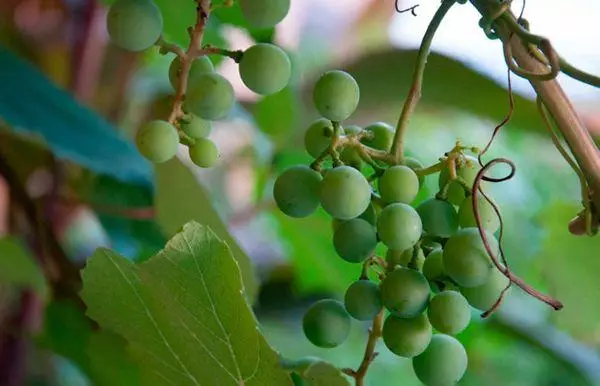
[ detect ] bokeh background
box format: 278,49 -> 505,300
0,0 -> 599,385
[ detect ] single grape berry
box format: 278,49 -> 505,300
313,70 -> 359,122
184,73 -> 234,120
412,334 -> 468,386
239,43 -> 291,95
240,0 -> 290,29
304,118 -> 334,159
386,248 -> 425,271
377,203 -> 422,251
458,195 -> 500,233
438,155 -> 481,205
460,266 -> 510,311
107,0 -> 163,52
383,313 -> 432,358
180,114 -> 212,139
422,248 -> 445,282
361,122 -> 394,151
333,219 -> 377,263
188,138 -> 218,168
168,56 -> 214,91
416,198 -> 459,238
319,166 -> 371,220
379,165 -> 420,204
380,267 -> 430,318
344,280 -> 382,321
443,227 -> 498,288
135,120 -> 179,163
302,299 -> 351,348
427,291 -> 471,335
340,125 -> 363,169
273,165 -> 322,218
404,156 -> 425,186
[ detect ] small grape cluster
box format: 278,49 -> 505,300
274,70 -> 510,385
105,0 -> 292,167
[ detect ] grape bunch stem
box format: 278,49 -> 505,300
342,311 -> 384,386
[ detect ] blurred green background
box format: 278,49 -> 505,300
0,0 -> 599,385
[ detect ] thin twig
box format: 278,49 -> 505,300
349,311 -> 384,386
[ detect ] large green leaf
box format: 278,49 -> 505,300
81,222 -> 292,385
0,237 -> 46,298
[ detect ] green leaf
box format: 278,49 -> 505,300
87,330 -> 141,386
254,86 -> 300,141
81,222 -> 292,386
212,3 -> 275,43
155,158 -> 258,301
0,237 -> 47,298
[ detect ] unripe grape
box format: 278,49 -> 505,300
107,0 -> 163,52
458,195 -> 500,233
344,280 -> 382,321
380,267 -> 430,318
273,165 -> 322,218
378,165 -> 420,204
319,166 -> 371,220
438,155 -> 481,205
412,334 -> 468,386
333,219 -> 377,263
361,122 -> 394,151
188,138 -> 218,168
240,0 -> 290,29
184,73 -> 234,120
313,70 -> 359,122
340,125 -> 363,169
302,299 -> 351,348
239,43 -> 291,95
416,198 -> 458,238
443,227 -> 498,288
386,248 -> 425,271
135,120 -> 179,163
180,114 -> 212,139
377,203 -> 422,251
422,248 -> 445,281
383,313 -> 432,358
304,118 -> 334,159
168,56 -> 214,91
460,266 -> 510,311
404,156 -> 425,186
427,291 -> 471,335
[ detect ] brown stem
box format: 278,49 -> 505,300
351,311 -> 384,386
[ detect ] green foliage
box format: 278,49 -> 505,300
87,330 -> 141,385
412,334 -> 468,386
382,313 -> 433,358
319,166 -> 371,220
81,222 -> 292,385
274,165 -> 323,218
427,291 -> 471,335
0,237 -> 46,297
107,0 -> 163,52
416,198 -> 459,238
239,43 -> 292,95
188,138 -> 218,168
380,267 -> 430,318
442,227 -> 496,288
168,56 -> 214,91
361,122 -> 394,152
184,73 -> 235,120
283,358 -> 351,386
377,203 -> 422,251
135,120 -> 179,163
333,219 -> 377,263
304,118 -> 335,159
343,280 -> 382,321
302,299 -> 351,348
313,71 -> 360,122
239,0 -> 291,29
254,86 -> 300,140
378,165 -> 420,204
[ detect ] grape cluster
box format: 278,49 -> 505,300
274,70 -> 509,385
106,0 -> 292,168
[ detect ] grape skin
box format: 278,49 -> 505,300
188,138 -> 218,168
412,334 -> 468,386
361,122 -> 394,151
313,70 -> 360,122
273,165 -> 322,218
344,280 -> 382,321
304,118 -> 334,159
184,73 -> 234,120
302,299 -> 351,348
340,125 -> 363,169
427,291 -> 471,335
438,155 -> 481,205
168,56 -> 214,91
180,114 -> 212,139
377,203 -> 422,251
458,195 -> 500,233
416,198 -> 459,238
378,165 -> 420,204
404,156 -> 425,186
460,266 -> 510,311
383,313 -> 432,358
422,248 -> 445,281
319,166 -> 371,220
107,0 -> 163,52
240,0 -> 290,29
135,120 -> 179,163
239,44 -> 291,95
386,247 -> 425,271
333,219 -> 377,263
380,267 -> 430,318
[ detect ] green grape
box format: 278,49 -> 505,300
438,155 -> 481,205
361,122 -> 394,151
273,165 -> 322,218
383,313 -> 432,358
319,166 -> 371,220
304,118 -> 334,159
404,156 -> 425,186
386,248 -> 425,271
377,203 -> 422,251
458,195 -> 500,233
380,267 -> 430,318
443,227 -> 498,288
180,114 -> 212,139
333,219 -> 377,263
168,56 -> 214,91
135,120 -> 179,163
240,0 -> 290,29
422,248 -> 445,281
313,70 -> 360,122
378,165 -> 420,204
107,0 -> 163,52
344,280 -> 382,321
412,334 -> 468,386
184,73 -> 234,120
460,266 -> 510,311
188,138 -> 218,168
340,125 -> 363,169
416,198 -> 458,238
427,291 -> 471,335
422,240 -> 443,255
239,43 -> 291,95
302,299 -> 351,348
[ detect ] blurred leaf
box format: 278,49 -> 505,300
0,237 -> 47,298
299,361 -> 351,386
81,222 -> 292,386
155,158 -> 258,301
212,3 -> 275,43
254,86 -> 300,141
0,46 -> 152,185
87,330 -> 141,386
